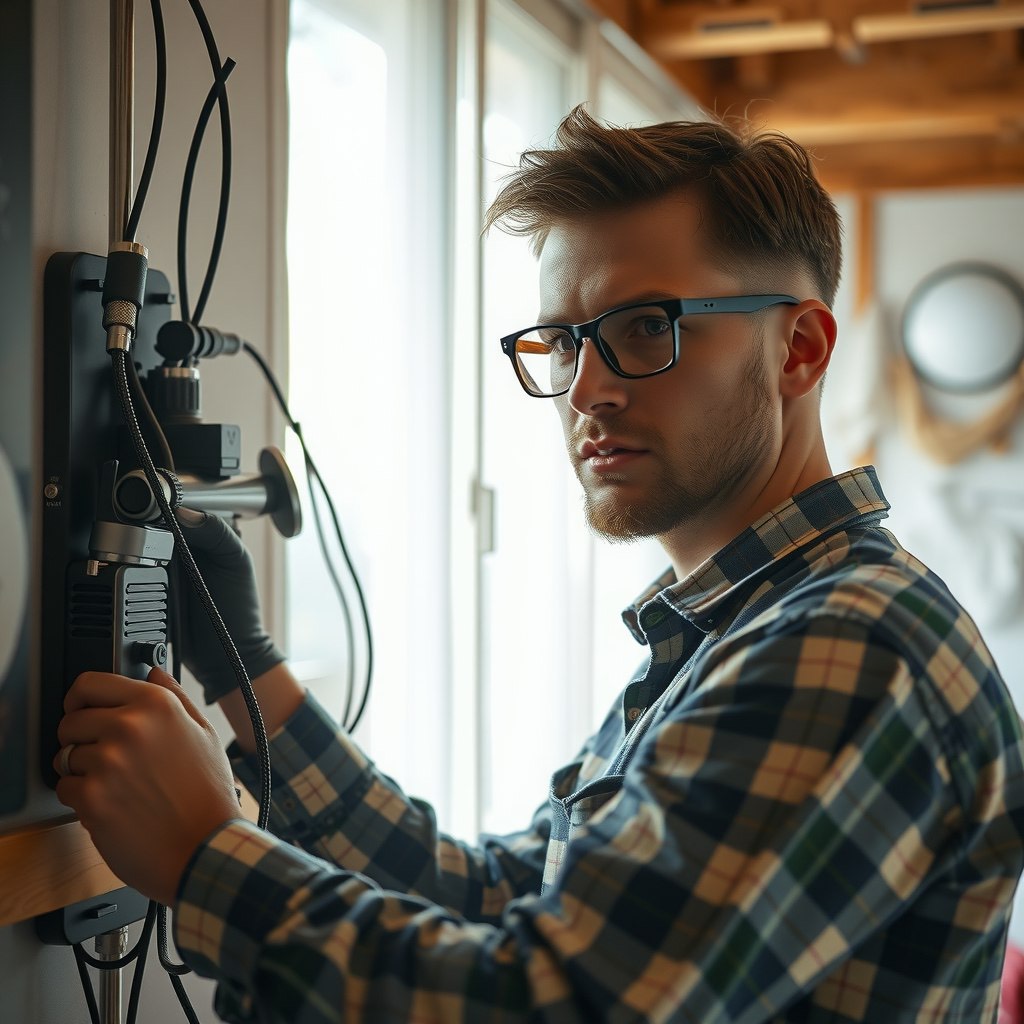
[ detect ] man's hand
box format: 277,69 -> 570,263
176,509 -> 285,704
54,667 -> 242,906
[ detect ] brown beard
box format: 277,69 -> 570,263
579,340 -> 775,543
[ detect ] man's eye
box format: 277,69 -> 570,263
619,317 -> 671,339
639,318 -> 671,337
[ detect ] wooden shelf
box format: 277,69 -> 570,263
0,788 -> 260,928
0,816 -> 123,927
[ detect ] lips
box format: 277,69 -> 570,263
577,438 -> 650,474
578,438 -> 647,460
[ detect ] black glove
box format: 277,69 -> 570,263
174,509 -> 285,704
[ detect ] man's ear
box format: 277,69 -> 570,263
779,301 -> 837,399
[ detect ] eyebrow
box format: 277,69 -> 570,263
536,293 -> 680,325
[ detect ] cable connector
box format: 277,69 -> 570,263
102,241 -> 149,352
156,320 -> 242,362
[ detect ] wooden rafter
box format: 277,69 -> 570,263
585,0 -> 1024,191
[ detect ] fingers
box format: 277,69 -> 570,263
52,740 -> 99,779
54,773 -> 89,815
64,672 -> 150,713
57,707 -> 118,746
63,669 -> 196,722
56,669 -> 213,782
174,509 -> 239,556
175,506 -> 207,527
147,666 -> 210,728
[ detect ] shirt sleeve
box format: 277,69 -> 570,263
228,691 -> 549,921
176,611 -> 1022,1024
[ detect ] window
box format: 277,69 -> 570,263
476,0 -> 694,835
285,0 -> 452,818
479,0 -> 585,835
285,0 -> 693,838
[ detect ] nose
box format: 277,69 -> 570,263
565,337 -> 629,416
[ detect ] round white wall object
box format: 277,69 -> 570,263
0,445 -> 28,691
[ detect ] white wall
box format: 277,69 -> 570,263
0,1 -> 287,1020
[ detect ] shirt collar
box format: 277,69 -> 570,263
623,467 -> 890,642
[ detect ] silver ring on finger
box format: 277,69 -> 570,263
57,743 -> 77,778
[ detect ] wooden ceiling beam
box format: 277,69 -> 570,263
613,0 -> 1024,192
853,5 -> 1024,44
635,3 -> 1024,60
811,136 -> 1024,192
643,18 -> 833,58
774,107 -> 1024,147
637,6 -> 835,59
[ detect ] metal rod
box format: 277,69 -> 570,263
180,473 -> 275,517
111,446 -> 304,538
109,0 -> 135,246
95,926 -> 129,1024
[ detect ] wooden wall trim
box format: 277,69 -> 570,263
854,192 -> 875,315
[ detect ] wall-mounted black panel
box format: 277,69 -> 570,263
39,254 -> 174,785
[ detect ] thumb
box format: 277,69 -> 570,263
174,508 -> 233,550
147,665 -> 209,727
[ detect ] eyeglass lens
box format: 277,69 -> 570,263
515,305 -> 676,396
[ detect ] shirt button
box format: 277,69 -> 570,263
626,707 -> 643,722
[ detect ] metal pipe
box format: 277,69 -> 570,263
112,446 -> 303,538
109,0 -> 135,246
181,473 -> 278,517
95,926 -> 129,1024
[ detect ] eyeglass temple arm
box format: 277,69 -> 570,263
515,339 -> 551,355
680,295 -> 799,315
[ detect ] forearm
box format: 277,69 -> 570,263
175,821 -> 541,1024
217,661 -> 305,753
225,688 -> 549,917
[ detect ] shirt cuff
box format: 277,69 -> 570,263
173,818 -> 330,988
228,690 -> 375,841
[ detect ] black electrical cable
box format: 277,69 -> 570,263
189,65 -> 231,328
177,0 -> 234,328
74,936 -> 144,971
123,0 -> 167,242
305,469 -> 357,725
72,901 -> 154,1024
126,354 -> 175,471
73,943 -> 102,1024
157,904 -> 190,975
176,56 -> 235,326
170,972 -> 203,1024
241,341 -> 375,730
171,557 -> 183,681
89,1 -> 255,1018
125,901 -> 159,1024
305,448 -> 374,729
247,344 -> 356,722
110,348 -> 273,827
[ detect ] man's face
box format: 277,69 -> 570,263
540,192 -> 783,546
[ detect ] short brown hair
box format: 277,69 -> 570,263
484,105 -> 842,306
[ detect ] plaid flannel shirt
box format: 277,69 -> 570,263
175,467 -> 1024,1023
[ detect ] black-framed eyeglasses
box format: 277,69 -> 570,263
499,294 -> 799,398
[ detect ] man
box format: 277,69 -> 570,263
55,107 -> 1024,1022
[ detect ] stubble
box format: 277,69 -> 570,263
580,339 -> 775,543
